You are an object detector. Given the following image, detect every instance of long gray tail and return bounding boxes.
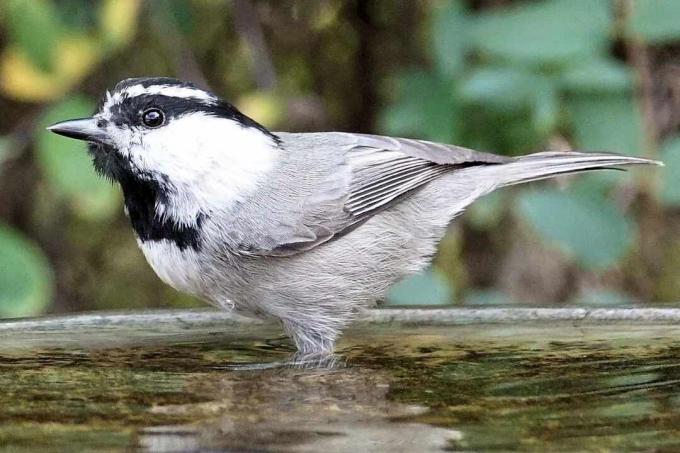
[482,151,662,188]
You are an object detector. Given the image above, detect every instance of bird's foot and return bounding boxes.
[213,351,343,370]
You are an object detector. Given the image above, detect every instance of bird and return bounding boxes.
[48,77,661,356]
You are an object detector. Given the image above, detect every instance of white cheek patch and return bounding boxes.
[127,113,279,224]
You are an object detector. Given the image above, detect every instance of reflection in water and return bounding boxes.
[215,351,344,370]
[142,365,460,452]
[2,322,680,450]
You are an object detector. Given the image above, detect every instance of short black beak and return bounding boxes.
[47,118,108,143]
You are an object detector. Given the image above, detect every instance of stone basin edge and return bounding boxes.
[2,307,680,333]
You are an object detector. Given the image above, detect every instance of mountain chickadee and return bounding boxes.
[48,77,660,355]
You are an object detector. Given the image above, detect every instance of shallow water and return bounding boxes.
[2,316,680,451]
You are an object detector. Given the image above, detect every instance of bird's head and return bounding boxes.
[48,77,280,224]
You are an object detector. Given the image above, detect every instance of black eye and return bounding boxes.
[142,108,164,128]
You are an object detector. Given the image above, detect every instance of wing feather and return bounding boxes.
[342,134,508,219]
[244,132,508,256]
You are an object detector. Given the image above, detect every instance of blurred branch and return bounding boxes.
[617,0,658,154]
[3,108,43,162]
[0,106,44,232]
[353,0,378,133]
[149,3,209,88]
[615,0,663,300]
[231,0,277,90]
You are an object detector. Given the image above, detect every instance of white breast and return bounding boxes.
[139,240,205,296]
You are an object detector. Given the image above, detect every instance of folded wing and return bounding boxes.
[245,133,508,256]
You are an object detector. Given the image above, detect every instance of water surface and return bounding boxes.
[1,314,680,451]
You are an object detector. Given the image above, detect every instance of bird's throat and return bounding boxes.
[87,142,204,250]
[118,171,204,251]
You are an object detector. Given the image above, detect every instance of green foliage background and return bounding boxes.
[0,0,677,316]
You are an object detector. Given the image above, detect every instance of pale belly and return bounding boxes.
[138,239,256,316]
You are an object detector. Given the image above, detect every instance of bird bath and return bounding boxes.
[2,307,680,451]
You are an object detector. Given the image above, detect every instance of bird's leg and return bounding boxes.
[211,319,344,370]
[281,319,338,356]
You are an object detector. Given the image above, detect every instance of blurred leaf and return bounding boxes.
[0,0,139,97]
[461,67,558,127]
[99,0,140,49]
[0,36,100,102]
[166,0,194,35]
[571,289,633,307]
[433,229,464,295]
[0,225,52,317]
[567,94,644,155]
[467,191,506,230]
[471,0,611,65]
[532,76,559,134]
[36,96,118,221]
[386,269,453,306]
[430,1,468,77]
[658,136,680,207]
[57,0,99,30]
[6,0,62,71]
[561,58,633,94]
[379,71,458,142]
[464,289,509,306]
[0,137,14,166]
[461,108,536,154]
[237,91,286,129]
[309,2,343,31]
[461,67,536,112]
[459,67,558,153]
[0,46,57,101]
[629,0,680,44]
[572,171,625,200]
[655,240,680,301]
[517,189,633,269]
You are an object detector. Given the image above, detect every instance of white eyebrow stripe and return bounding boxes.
[101,84,218,119]
[121,84,217,101]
